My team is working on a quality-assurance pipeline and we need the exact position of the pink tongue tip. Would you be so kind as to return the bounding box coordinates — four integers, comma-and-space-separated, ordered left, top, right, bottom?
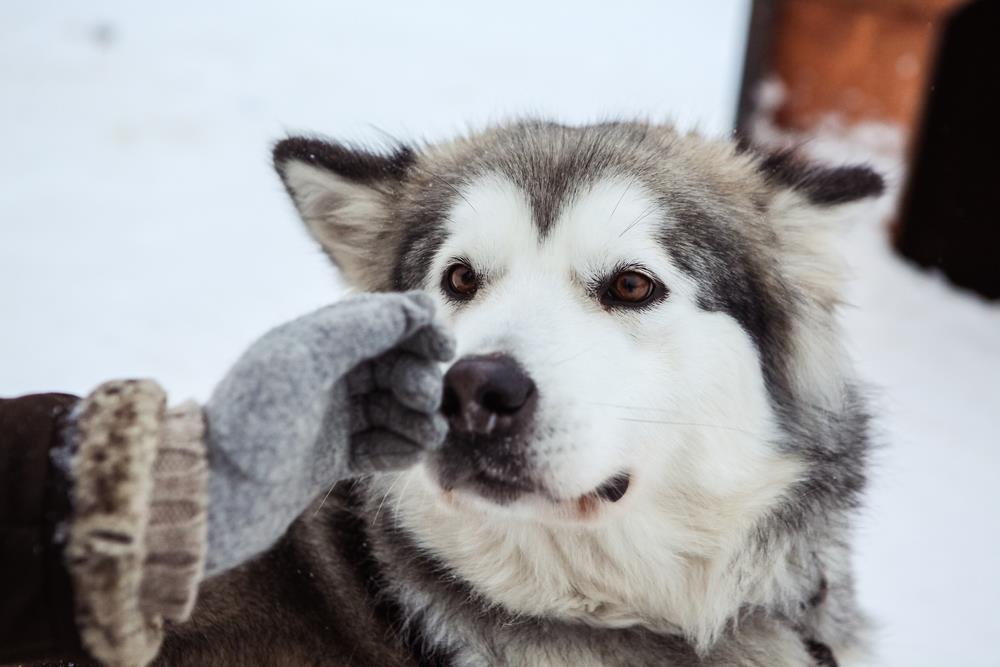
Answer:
594, 473, 630, 503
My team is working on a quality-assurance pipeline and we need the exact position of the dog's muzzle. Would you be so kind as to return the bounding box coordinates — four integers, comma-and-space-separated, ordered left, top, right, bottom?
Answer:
433, 353, 631, 509
435, 354, 538, 502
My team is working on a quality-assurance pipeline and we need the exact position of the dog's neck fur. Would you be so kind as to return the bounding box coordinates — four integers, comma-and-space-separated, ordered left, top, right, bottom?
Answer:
364, 464, 862, 666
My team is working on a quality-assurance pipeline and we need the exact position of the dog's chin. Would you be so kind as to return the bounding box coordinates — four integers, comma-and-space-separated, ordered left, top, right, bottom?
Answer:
436, 469, 633, 522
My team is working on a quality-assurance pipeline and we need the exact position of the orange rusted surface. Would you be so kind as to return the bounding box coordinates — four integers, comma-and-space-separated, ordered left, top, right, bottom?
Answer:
769, 0, 968, 140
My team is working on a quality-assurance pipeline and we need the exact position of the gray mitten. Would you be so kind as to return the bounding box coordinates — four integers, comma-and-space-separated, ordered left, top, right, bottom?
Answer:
203, 291, 454, 574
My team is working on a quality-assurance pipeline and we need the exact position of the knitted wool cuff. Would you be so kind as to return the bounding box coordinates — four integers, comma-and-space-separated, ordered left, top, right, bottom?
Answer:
141, 400, 207, 623
66, 380, 207, 667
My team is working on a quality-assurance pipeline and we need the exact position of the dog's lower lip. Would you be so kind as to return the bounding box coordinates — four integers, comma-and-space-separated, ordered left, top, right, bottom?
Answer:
593, 473, 630, 503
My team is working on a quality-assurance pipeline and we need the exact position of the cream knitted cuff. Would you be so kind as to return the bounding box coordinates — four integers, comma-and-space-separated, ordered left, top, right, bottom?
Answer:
65, 380, 207, 667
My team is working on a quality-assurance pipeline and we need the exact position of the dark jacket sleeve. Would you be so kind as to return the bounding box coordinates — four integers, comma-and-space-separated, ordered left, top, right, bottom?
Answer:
2, 381, 208, 667
0, 393, 88, 664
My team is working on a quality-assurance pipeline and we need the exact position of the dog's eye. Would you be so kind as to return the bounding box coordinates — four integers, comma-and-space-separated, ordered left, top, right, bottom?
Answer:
443, 262, 479, 300
610, 271, 652, 302
602, 270, 663, 308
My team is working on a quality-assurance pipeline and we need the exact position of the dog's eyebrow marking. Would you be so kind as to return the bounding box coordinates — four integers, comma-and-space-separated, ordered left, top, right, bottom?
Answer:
618, 203, 659, 237
607, 179, 634, 222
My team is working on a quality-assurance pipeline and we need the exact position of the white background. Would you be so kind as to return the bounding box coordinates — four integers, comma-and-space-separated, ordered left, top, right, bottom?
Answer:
2, 2, 998, 665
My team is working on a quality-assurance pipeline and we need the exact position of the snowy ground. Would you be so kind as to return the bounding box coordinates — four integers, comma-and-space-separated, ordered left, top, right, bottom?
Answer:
2, 2, 998, 665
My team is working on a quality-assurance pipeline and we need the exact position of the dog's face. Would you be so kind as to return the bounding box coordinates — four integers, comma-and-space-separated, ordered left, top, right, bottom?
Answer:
406, 171, 782, 521
274, 121, 880, 638
275, 121, 879, 523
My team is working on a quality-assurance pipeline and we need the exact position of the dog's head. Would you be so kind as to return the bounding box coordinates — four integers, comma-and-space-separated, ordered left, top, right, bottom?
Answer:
273, 121, 880, 528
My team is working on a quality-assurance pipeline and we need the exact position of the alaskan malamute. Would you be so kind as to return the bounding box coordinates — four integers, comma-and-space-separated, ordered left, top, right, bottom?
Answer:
160, 120, 882, 666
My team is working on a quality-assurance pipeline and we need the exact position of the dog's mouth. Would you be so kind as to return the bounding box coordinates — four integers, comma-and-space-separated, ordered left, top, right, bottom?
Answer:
562, 472, 631, 518
590, 472, 631, 503
443, 467, 632, 514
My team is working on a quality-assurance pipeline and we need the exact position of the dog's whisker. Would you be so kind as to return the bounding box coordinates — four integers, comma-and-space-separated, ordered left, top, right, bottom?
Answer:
607, 179, 635, 221
588, 403, 763, 436
312, 480, 341, 517
371, 473, 404, 528
618, 204, 658, 237
612, 416, 762, 438
586, 400, 671, 411
545, 346, 598, 367
392, 471, 416, 520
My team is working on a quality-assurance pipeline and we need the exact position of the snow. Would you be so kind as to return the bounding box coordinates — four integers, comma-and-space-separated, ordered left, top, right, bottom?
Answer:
1, 2, 997, 666
846, 204, 1000, 667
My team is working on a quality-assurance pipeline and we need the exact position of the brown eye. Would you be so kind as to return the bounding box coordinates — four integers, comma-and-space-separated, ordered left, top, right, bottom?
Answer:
444, 262, 478, 299
604, 270, 662, 307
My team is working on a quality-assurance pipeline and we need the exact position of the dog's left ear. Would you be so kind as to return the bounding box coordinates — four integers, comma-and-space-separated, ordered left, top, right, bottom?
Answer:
273, 136, 414, 289
754, 149, 885, 307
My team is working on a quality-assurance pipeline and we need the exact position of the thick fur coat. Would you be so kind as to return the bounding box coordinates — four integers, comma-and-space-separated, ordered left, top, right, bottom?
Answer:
158, 120, 882, 667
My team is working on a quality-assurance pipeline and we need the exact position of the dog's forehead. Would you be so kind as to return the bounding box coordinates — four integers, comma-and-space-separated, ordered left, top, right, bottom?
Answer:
442, 173, 667, 262
419, 122, 666, 234
394, 123, 771, 299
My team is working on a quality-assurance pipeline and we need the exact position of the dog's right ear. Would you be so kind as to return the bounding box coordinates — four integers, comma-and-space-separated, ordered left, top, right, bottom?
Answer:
272, 136, 415, 288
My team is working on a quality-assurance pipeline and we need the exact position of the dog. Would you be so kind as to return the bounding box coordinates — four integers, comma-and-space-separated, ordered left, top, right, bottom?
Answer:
158, 120, 882, 666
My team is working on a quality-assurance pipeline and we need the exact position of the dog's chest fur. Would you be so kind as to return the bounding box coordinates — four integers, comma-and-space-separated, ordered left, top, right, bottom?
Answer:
158, 485, 853, 666
369, 481, 853, 667
375, 460, 811, 651
444, 625, 817, 667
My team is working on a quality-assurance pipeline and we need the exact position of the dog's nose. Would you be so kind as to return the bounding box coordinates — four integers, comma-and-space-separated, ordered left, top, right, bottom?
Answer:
442, 354, 536, 435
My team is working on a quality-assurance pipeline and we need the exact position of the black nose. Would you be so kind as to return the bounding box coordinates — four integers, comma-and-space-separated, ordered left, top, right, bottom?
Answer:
442, 354, 536, 436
